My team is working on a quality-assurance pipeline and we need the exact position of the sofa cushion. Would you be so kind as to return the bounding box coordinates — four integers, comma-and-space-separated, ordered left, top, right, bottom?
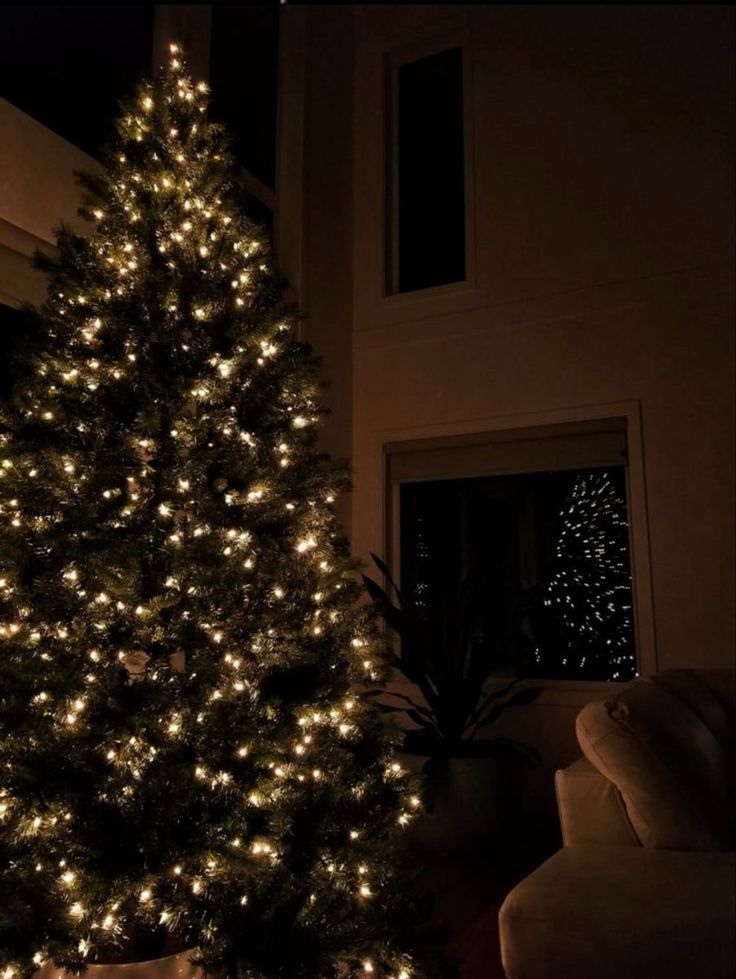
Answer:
651, 669, 736, 753
700, 668, 736, 711
499, 845, 736, 979
577, 680, 734, 849
555, 757, 639, 847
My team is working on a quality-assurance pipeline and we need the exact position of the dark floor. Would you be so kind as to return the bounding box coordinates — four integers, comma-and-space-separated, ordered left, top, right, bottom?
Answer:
405, 814, 561, 979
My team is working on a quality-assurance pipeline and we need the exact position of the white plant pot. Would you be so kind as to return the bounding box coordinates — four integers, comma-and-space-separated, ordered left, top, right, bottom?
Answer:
36, 950, 202, 979
399, 750, 525, 854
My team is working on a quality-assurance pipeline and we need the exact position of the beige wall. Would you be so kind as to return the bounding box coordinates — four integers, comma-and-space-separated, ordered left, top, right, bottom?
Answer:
279, 5, 735, 806
0, 98, 97, 307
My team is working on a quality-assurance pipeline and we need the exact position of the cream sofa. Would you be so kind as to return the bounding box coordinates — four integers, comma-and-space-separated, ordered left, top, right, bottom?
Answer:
499, 670, 735, 979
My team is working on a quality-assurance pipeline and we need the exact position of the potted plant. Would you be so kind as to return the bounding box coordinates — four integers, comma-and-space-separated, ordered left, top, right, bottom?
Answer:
363, 555, 543, 854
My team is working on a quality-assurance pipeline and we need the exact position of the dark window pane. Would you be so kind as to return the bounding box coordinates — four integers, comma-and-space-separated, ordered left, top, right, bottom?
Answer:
209, 5, 279, 190
390, 47, 466, 294
400, 468, 637, 682
0, 6, 155, 157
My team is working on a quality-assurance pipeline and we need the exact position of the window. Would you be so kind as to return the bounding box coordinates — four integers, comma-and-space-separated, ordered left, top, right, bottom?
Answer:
386, 47, 466, 294
209, 5, 279, 191
388, 421, 638, 683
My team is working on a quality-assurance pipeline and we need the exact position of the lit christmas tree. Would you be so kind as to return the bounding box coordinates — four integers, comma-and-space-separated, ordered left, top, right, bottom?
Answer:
0, 46, 426, 979
540, 471, 636, 682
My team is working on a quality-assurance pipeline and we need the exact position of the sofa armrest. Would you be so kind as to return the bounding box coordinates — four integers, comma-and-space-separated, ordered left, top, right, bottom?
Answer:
555, 757, 639, 846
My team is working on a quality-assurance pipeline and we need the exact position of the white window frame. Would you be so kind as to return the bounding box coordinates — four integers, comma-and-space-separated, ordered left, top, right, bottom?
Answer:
377, 401, 657, 698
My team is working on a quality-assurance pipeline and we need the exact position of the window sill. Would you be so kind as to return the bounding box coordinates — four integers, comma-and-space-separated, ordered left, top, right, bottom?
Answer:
357, 277, 488, 331
381, 672, 632, 713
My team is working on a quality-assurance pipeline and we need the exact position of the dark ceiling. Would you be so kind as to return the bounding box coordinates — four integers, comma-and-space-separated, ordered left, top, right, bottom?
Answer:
0, 4, 279, 188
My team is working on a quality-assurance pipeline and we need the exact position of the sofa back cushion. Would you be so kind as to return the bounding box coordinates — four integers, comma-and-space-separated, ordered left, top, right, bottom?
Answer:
651, 669, 736, 753
577, 679, 734, 850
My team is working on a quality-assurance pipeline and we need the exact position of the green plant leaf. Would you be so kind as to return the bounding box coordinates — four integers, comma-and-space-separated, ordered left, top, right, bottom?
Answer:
364, 689, 435, 720
471, 686, 544, 735
461, 736, 541, 764
361, 574, 403, 634
372, 703, 433, 731
369, 552, 403, 600
361, 573, 391, 608
466, 677, 522, 727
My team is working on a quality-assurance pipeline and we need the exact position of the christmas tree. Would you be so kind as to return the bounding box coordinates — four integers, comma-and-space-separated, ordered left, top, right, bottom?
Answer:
540, 471, 636, 681
0, 46, 424, 979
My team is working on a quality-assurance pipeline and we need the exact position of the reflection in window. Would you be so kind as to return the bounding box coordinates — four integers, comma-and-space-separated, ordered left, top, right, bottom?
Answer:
400, 468, 637, 682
